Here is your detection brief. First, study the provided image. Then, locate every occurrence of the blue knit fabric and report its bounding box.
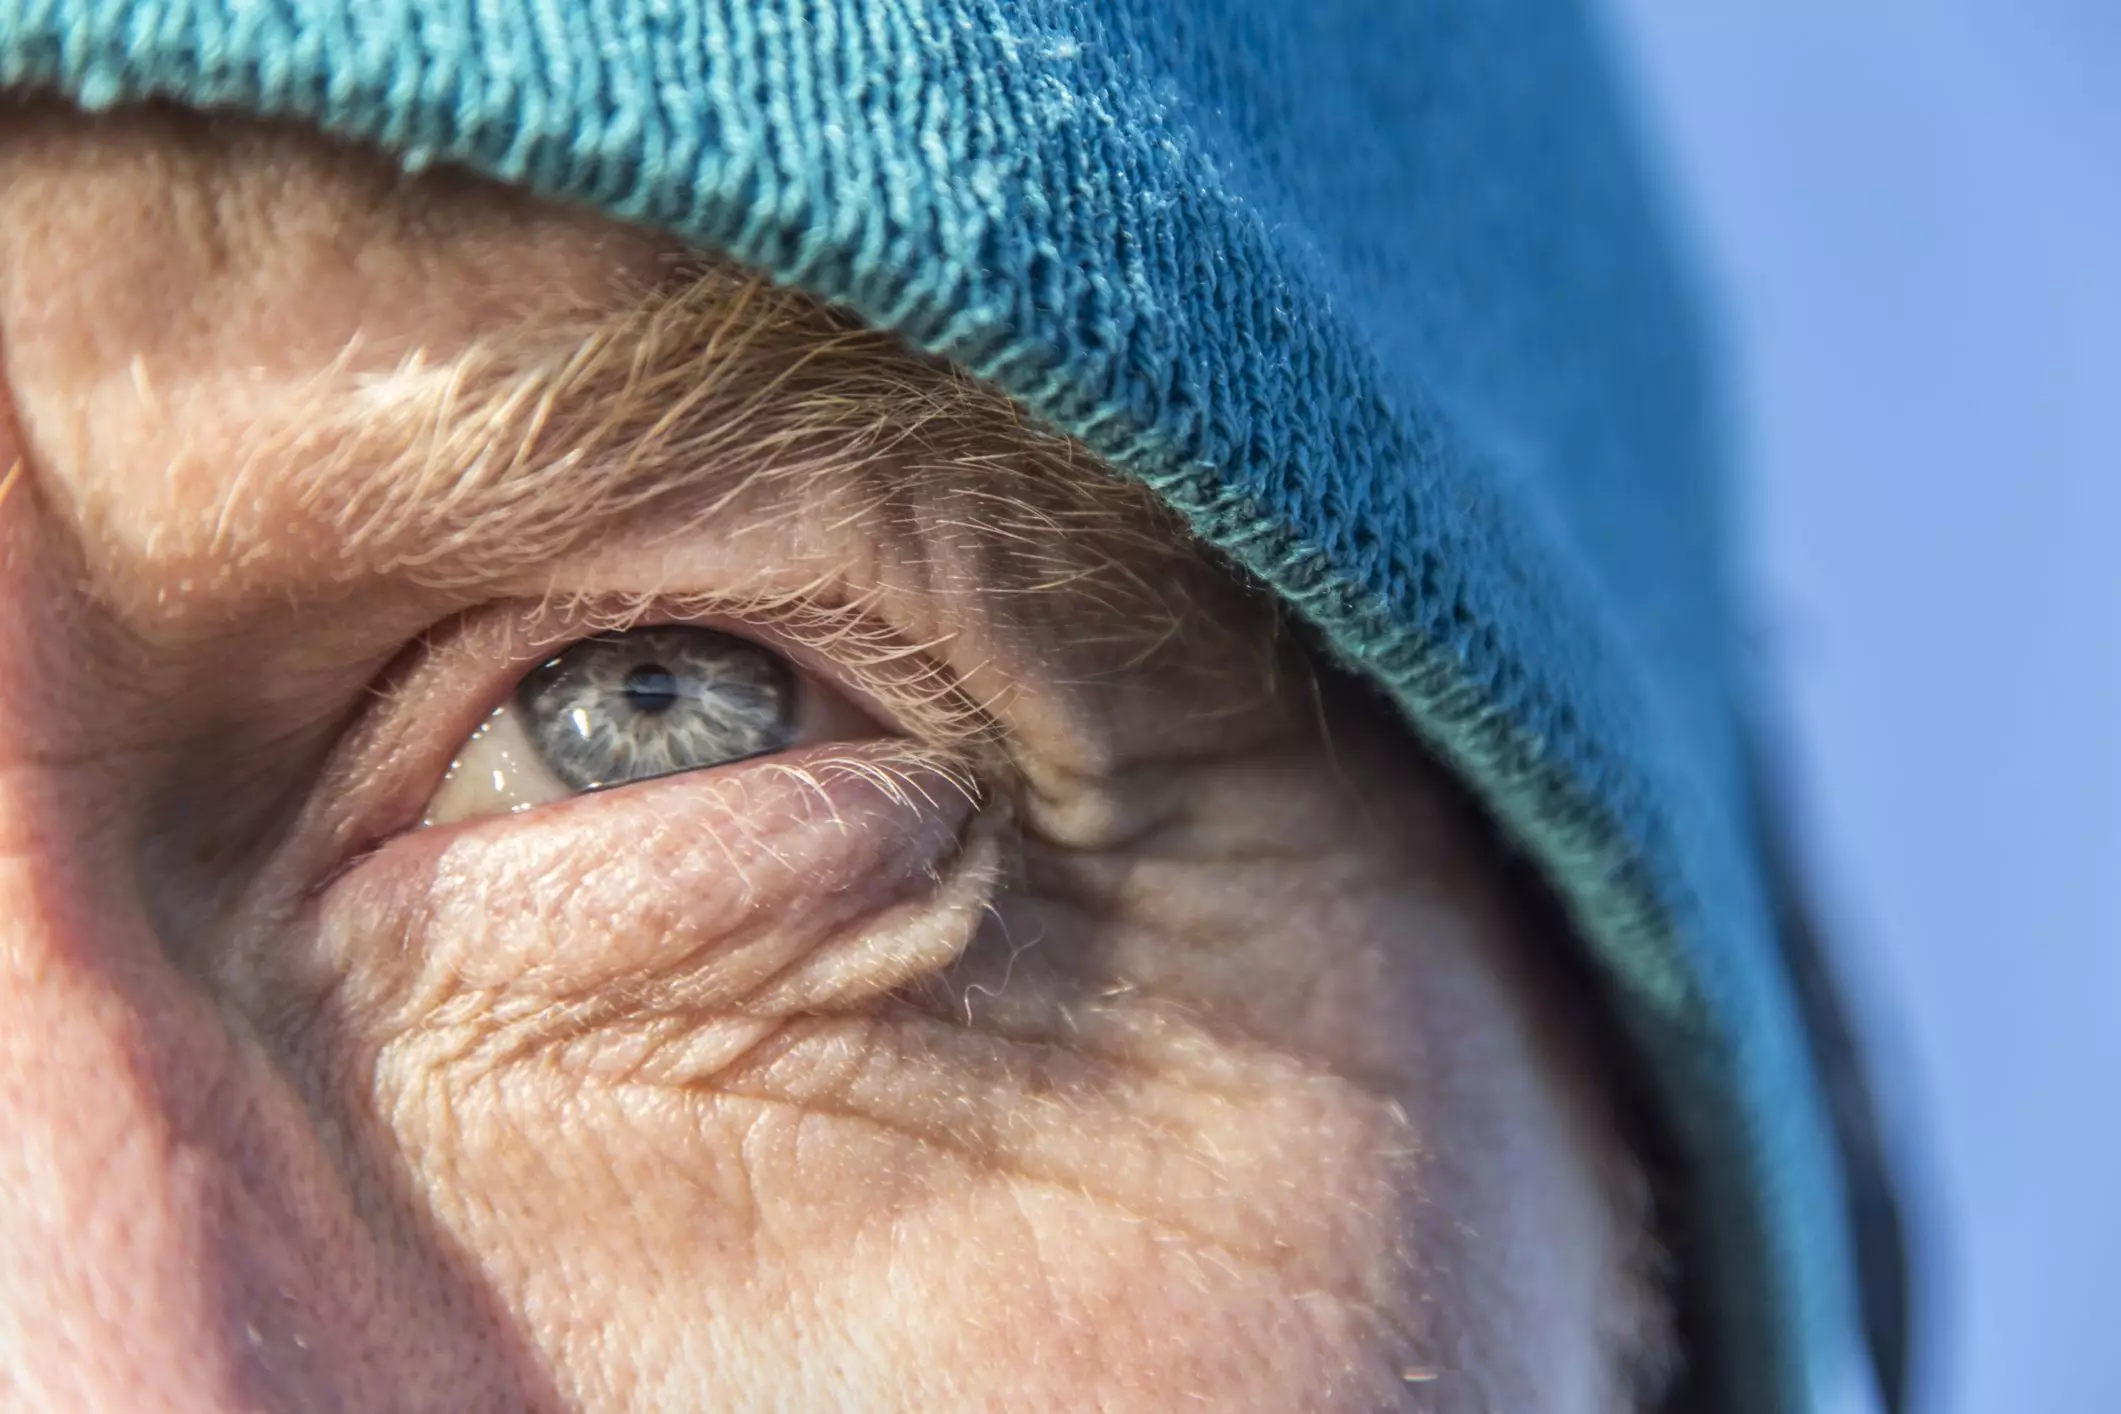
[0,2,1879,1409]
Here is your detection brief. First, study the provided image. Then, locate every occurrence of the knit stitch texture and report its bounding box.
[0,1,1882,1409]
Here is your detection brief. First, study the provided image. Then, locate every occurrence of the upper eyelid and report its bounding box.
[519,590,1001,758]
[275,588,1006,889]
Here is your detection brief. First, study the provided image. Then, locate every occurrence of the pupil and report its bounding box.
[622,662,681,714]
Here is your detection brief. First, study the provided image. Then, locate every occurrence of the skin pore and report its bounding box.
[0,104,1672,1412]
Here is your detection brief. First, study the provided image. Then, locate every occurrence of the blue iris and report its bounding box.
[516,626,795,791]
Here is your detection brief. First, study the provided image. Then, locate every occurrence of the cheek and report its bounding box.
[359,965,1449,1412]
[370,1026,1439,1412]
[237,746,1632,1413]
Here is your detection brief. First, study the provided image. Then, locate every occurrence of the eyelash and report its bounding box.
[330,592,1001,859]
[567,591,987,729]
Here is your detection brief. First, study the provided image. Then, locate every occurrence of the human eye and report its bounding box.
[423,620,884,827]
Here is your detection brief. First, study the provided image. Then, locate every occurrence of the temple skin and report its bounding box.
[0,106,1668,1412]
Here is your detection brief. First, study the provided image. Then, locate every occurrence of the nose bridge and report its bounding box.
[0,312,554,1414]
[0,447,267,1408]
[0,816,261,1411]
[0,769,569,1414]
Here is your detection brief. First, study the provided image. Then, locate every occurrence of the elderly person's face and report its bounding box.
[0,108,1670,1412]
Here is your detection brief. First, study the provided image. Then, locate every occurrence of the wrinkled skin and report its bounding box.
[0,107,1662,1412]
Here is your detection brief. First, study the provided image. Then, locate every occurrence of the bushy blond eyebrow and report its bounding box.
[255,261,1171,594]
[221,258,1227,761]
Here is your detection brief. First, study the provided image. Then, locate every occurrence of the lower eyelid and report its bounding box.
[422,653,888,830]
[337,742,993,1015]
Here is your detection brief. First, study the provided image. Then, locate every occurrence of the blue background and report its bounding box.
[1604,7,2120,1412]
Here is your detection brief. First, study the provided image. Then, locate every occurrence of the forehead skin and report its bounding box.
[0,104,1668,1412]
[0,103,679,613]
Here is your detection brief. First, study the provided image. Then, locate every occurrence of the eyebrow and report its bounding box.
[222,258,1226,773]
[251,264,1143,597]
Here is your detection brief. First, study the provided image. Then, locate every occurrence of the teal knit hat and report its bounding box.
[0,2,1899,1408]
